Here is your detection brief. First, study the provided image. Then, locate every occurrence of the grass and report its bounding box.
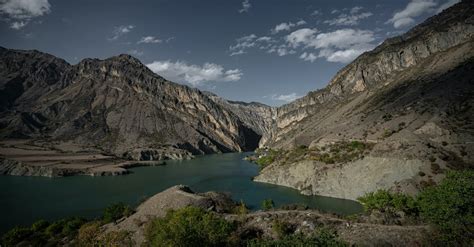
[254,141,374,168]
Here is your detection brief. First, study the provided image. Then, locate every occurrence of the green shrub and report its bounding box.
[261,199,274,211]
[103,202,134,223]
[76,221,102,246]
[1,226,32,246]
[357,190,418,215]
[234,200,249,215]
[271,220,293,238]
[350,141,365,150]
[62,217,87,236]
[145,206,236,247]
[256,155,275,167]
[417,170,474,244]
[31,219,49,232]
[248,229,347,247]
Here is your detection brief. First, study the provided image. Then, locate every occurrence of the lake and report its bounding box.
[0,152,363,234]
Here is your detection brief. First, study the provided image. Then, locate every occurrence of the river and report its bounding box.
[0,152,363,234]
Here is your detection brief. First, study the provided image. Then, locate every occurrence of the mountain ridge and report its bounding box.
[254,0,474,200]
[0,47,272,165]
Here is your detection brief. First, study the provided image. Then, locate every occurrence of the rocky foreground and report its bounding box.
[104,185,431,246]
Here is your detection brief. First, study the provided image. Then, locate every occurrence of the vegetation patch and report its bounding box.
[357,170,474,245]
[144,206,237,247]
[1,202,135,247]
[248,228,347,247]
[254,141,374,167]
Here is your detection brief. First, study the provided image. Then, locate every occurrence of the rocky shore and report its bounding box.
[0,140,189,177]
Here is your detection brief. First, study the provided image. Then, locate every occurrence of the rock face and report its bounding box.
[205,92,276,146]
[0,48,270,159]
[256,1,474,199]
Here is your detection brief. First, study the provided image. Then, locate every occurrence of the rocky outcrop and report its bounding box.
[256,1,474,198]
[104,185,431,246]
[106,185,237,245]
[0,48,268,159]
[255,157,424,200]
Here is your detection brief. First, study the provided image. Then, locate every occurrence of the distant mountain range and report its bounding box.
[0,47,272,160]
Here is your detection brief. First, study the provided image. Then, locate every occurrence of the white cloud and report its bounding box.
[286,28,318,48]
[324,11,373,26]
[272,45,295,56]
[146,61,242,86]
[109,25,134,40]
[10,21,26,29]
[387,0,437,28]
[229,34,274,56]
[239,0,251,13]
[137,36,162,44]
[0,0,50,29]
[300,52,317,62]
[272,20,306,34]
[271,93,302,102]
[322,48,370,63]
[0,0,50,19]
[256,36,272,42]
[436,0,460,13]
[296,20,306,26]
[350,6,363,14]
[288,28,374,49]
[288,28,375,63]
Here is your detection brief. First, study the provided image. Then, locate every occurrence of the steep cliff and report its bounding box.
[256,1,474,199]
[0,48,265,160]
[205,92,276,146]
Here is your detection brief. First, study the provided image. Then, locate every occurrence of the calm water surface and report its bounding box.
[0,152,362,233]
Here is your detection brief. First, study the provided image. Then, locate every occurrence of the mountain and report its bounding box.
[0,47,271,161]
[255,1,474,200]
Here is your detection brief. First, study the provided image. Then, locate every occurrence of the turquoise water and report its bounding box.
[0,152,362,234]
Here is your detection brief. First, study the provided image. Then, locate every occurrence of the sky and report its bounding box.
[0,0,460,106]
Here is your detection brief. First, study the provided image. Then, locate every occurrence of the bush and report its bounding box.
[261,199,274,211]
[271,220,293,238]
[417,170,474,244]
[77,221,102,246]
[145,206,236,247]
[99,230,134,246]
[234,200,249,215]
[103,203,134,223]
[31,219,49,232]
[357,190,418,215]
[62,217,87,236]
[248,229,347,247]
[358,171,474,245]
[1,226,32,246]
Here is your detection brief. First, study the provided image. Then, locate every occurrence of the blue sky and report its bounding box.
[0,0,460,106]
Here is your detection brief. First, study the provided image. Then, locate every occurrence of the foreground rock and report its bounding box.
[105,185,237,245]
[255,1,474,199]
[105,185,431,246]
